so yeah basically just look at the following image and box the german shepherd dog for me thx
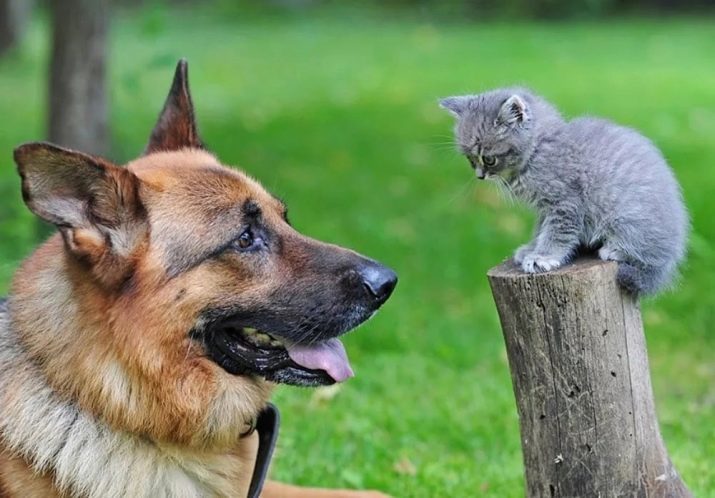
[0,61,396,497]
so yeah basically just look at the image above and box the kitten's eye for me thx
[234,230,255,251]
[482,155,497,167]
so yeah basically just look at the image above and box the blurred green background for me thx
[1,1,714,497]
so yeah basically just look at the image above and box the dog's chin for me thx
[199,324,355,387]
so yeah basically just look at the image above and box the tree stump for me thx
[487,257,691,497]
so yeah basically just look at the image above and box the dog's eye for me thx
[235,231,255,250]
[482,155,497,167]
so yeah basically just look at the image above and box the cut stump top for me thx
[487,256,618,281]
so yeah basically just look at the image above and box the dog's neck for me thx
[0,286,258,497]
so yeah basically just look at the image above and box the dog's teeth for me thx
[245,336,261,347]
[254,333,272,345]
[239,327,282,348]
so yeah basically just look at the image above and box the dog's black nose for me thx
[359,262,398,303]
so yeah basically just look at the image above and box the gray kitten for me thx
[440,88,688,295]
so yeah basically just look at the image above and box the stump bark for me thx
[487,257,691,498]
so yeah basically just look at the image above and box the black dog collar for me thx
[247,403,280,498]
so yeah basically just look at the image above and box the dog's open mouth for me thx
[207,325,354,387]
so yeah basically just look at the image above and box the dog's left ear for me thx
[14,142,147,288]
[145,59,204,154]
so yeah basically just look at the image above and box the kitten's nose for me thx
[467,157,486,180]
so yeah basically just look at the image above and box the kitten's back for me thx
[563,116,688,285]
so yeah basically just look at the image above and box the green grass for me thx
[1,7,714,497]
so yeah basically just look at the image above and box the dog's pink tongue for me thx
[286,338,354,383]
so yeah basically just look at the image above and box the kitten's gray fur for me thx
[440,88,688,295]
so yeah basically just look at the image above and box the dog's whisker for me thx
[184,338,194,362]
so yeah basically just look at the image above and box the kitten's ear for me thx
[439,96,470,118]
[145,59,204,155]
[498,95,529,127]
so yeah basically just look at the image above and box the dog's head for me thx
[12,61,396,444]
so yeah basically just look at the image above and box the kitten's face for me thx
[441,92,533,180]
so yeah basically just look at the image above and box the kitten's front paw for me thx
[521,253,563,273]
[513,244,533,264]
[598,245,624,262]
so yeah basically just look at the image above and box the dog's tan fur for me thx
[0,62,389,498]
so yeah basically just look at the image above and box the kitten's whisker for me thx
[494,176,518,206]
[444,176,478,207]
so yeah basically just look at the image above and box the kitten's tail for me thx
[616,262,671,296]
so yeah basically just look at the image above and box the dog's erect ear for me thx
[145,59,204,154]
[14,142,147,286]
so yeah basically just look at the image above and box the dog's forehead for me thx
[126,149,220,180]
[127,150,280,212]
[127,150,286,276]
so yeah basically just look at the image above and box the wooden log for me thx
[487,257,691,497]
